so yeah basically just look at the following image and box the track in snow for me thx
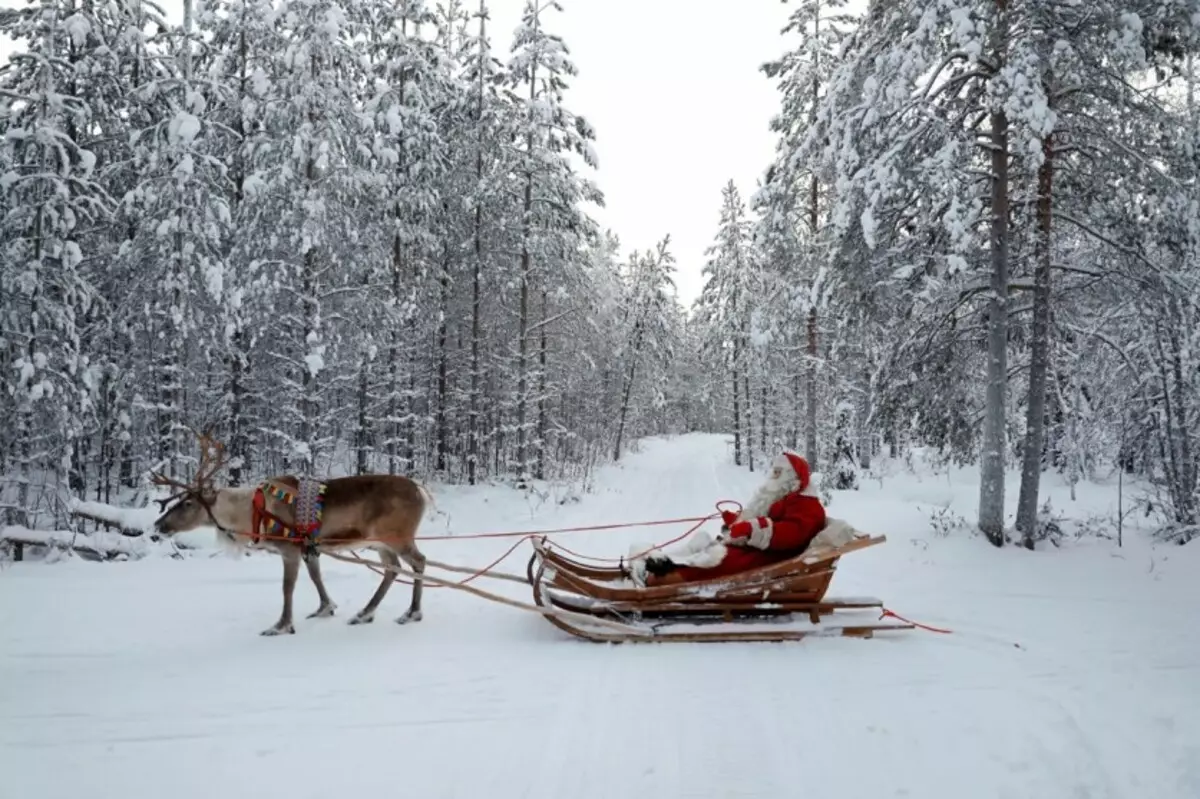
[2,433,1198,799]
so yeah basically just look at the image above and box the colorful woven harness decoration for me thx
[250,478,327,545]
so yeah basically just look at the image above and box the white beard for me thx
[736,470,801,522]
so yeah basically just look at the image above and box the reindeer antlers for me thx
[193,428,229,486]
[149,427,230,511]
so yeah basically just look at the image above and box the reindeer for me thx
[150,434,432,636]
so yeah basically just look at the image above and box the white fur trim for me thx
[671,531,719,558]
[658,532,728,569]
[628,558,648,587]
[673,541,728,569]
[746,518,773,549]
[806,517,863,554]
[629,532,729,576]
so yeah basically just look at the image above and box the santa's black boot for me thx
[643,555,678,577]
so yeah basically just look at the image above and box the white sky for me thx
[484,0,794,304]
[0,0,797,304]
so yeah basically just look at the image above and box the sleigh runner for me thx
[525,529,915,643]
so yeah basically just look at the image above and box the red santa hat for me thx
[736,449,817,521]
[775,450,811,492]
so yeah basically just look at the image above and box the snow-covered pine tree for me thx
[793,0,1038,544]
[71,0,180,497]
[366,0,453,476]
[757,0,856,473]
[1109,13,1200,541]
[1008,1,1198,547]
[0,0,113,527]
[757,0,1200,549]
[612,236,677,461]
[694,180,758,467]
[195,0,285,484]
[125,0,237,480]
[504,0,601,483]
[257,0,372,473]
[451,0,515,484]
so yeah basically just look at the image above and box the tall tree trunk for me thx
[295,52,321,472]
[536,289,548,480]
[404,318,417,473]
[745,373,755,471]
[225,11,251,486]
[387,12,411,476]
[1159,312,1197,531]
[803,1,822,472]
[804,306,818,468]
[789,368,800,450]
[614,320,643,462]
[731,286,743,466]
[979,0,1011,546]
[858,359,873,470]
[467,0,487,485]
[436,257,450,474]
[517,197,530,482]
[468,197,483,484]
[1015,118,1054,548]
[354,250,372,476]
[731,366,742,466]
[760,384,768,452]
[229,324,248,482]
[516,31,538,485]
[299,248,317,466]
[356,355,371,474]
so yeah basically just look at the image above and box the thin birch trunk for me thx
[978,0,1011,546]
[1015,114,1055,548]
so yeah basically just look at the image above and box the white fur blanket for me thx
[627,517,864,585]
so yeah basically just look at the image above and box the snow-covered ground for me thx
[2,433,1198,799]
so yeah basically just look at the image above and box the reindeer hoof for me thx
[349,613,375,626]
[307,604,337,619]
[261,624,295,636]
[396,609,423,625]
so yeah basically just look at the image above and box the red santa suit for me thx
[641,451,826,584]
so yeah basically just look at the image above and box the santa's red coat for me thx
[674,491,826,582]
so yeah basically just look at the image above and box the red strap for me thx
[249,484,318,542]
[250,487,265,543]
[879,607,953,634]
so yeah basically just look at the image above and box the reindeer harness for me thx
[250,478,328,549]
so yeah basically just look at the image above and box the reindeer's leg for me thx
[303,550,337,619]
[349,548,399,626]
[396,543,426,624]
[262,546,301,636]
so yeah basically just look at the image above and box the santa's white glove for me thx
[727,518,773,549]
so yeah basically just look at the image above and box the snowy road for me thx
[2,434,1198,799]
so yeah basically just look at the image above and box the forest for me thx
[1,0,1198,549]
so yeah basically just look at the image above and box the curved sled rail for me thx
[526,534,914,643]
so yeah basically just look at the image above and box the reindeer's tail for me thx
[418,482,438,518]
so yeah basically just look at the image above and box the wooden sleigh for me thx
[525,529,915,643]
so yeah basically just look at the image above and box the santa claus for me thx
[633,450,849,587]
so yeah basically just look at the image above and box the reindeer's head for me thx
[151,432,229,536]
[154,490,220,535]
